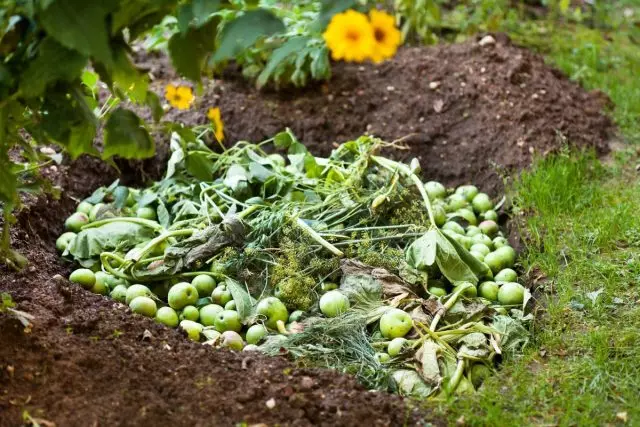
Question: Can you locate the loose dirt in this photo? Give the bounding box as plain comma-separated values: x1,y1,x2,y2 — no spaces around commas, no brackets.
0,33,614,427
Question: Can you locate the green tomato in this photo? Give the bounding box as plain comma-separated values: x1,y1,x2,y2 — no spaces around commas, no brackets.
484,252,504,274
494,306,508,315
433,205,446,227
56,232,76,252
478,281,499,301
387,337,408,357
479,220,499,237
65,212,89,232
483,210,498,222
180,305,199,322
199,304,224,327
110,284,128,303
470,243,491,256
472,193,493,214
129,296,157,317
446,194,468,212
211,284,233,306
495,246,517,267
168,282,199,310
288,310,305,323
69,268,95,289
192,275,216,298
458,235,474,250
495,268,518,283
220,331,244,351
126,190,137,207
455,185,479,202
155,307,179,327
424,181,446,200
428,286,447,297
94,271,111,289
498,282,525,305
89,203,105,222
456,208,477,226
214,310,243,333
136,206,157,220
442,221,465,235
375,352,390,363
471,233,494,248
225,300,236,311
76,201,94,215
452,282,477,298
465,226,482,237
319,291,350,318
493,236,509,249
125,284,152,305
180,320,203,341
246,324,268,345
469,251,485,262
321,282,338,292
379,308,413,339
90,280,109,296
256,297,289,329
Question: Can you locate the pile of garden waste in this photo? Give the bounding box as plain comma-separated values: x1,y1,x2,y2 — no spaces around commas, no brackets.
57,130,531,398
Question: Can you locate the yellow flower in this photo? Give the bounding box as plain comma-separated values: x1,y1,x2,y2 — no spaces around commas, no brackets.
207,107,225,142
323,10,374,63
165,84,194,110
368,10,401,63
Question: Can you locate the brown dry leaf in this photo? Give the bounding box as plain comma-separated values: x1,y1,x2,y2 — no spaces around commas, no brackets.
415,340,442,386
371,267,417,299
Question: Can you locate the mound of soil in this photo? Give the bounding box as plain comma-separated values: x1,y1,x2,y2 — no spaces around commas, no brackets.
0,160,431,427
141,33,613,195
0,34,615,427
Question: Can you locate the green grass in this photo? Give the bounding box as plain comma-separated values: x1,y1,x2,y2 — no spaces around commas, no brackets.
438,152,640,425
419,3,640,425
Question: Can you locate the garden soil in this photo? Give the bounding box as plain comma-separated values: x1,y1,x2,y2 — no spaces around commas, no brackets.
0,34,614,427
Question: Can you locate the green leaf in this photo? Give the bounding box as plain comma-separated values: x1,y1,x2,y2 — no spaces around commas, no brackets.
19,37,88,98
256,36,310,89
157,202,171,228
225,278,256,323
177,0,220,32
103,108,154,159
313,0,357,31
39,0,113,65
111,45,149,103
212,10,284,63
185,152,214,180
248,162,273,182
145,91,163,122
559,0,571,13
406,229,437,271
434,229,479,284
66,122,98,159
65,221,157,262
113,186,129,209
0,151,17,204
168,19,217,81
440,231,491,279
273,129,297,149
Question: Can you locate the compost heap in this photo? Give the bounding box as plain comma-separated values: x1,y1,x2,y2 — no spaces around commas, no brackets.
56,130,531,399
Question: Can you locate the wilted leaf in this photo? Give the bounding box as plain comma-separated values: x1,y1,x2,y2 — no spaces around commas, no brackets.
415,340,442,386
226,278,256,322
405,230,437,271
65,221,157,262
103,108,154,160
391,369,433,398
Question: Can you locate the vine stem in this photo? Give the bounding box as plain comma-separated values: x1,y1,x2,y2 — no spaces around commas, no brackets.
429,282,474,331
294,217,344,257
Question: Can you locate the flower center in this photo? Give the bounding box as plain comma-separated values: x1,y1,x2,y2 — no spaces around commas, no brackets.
374,27,386,42
346,30,360,42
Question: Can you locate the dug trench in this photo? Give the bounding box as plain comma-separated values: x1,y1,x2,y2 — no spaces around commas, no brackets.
0,34,615,426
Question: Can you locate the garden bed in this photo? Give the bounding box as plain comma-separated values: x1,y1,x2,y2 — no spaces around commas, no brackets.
0,34,615,427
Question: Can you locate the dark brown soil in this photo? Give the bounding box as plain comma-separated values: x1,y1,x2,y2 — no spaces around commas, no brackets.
0,34,615,427
139,33,613,195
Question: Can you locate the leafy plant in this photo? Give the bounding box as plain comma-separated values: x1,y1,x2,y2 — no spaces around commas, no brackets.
0,0,293,268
